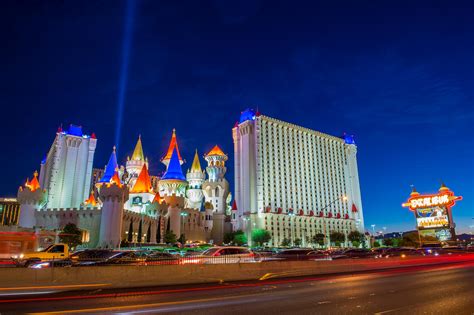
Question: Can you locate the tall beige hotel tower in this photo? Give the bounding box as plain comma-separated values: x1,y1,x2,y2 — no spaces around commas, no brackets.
232,109,364,247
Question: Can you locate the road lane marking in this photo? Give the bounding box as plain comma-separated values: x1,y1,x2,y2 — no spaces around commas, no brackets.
0,284,109,291
28,293,264,315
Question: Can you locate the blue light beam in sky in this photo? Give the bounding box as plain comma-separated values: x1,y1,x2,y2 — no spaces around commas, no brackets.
115,0,136,154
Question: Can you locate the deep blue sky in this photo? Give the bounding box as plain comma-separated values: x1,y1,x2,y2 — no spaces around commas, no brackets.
1,1,473,233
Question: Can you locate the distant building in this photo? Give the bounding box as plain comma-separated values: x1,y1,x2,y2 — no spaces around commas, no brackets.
233,109,365,246
0,198,20,226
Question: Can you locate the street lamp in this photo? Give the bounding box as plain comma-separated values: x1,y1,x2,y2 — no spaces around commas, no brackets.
288,212,296,246
180,211,188,238
319,195,348,248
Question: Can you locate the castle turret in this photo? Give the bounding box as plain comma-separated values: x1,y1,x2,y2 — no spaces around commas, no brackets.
186,150,205,210
158,147,188,237
126,135,148,187
97,148,129,248
17,171,47,228
39,124,97,209
202,145,230,244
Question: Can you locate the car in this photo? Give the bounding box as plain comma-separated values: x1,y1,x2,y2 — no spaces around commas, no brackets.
69,249,114,263
28,259,73,269
143,252,180,265
75,251,143,266
382,247,424,258
163,248,181,256
182,246,258,264
333,248,376,259
274,249,330,261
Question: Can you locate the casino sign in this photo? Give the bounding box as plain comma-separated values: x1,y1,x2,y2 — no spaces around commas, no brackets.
402,183,462,242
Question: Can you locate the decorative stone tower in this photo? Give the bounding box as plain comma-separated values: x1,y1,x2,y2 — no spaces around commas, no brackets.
39,124,97,209
97,169,129,248
158,147,188,238
17,171,47,228
126,135,148,188
186,150,205,210
202,145,230,244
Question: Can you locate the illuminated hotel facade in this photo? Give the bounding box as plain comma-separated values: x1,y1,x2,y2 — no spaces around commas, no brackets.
233,109,365,246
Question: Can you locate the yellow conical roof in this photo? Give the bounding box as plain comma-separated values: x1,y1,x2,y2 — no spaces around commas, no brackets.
131,135,145,161
190,149,202,172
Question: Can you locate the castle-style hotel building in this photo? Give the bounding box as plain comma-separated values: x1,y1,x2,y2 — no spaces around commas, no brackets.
233,109,364,246
11,109,365,248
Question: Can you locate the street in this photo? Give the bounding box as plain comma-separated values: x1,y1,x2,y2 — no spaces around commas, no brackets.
0,260,473,314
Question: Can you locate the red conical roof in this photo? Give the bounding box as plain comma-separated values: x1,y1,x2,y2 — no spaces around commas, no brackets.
26,171,41,192
109,169,123,188
84,191,97,206
231,200,237,211
162,129,183,163
206,145,226,157
130,164,153,193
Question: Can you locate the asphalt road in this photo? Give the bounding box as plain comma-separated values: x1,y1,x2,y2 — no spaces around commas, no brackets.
1,261,473,315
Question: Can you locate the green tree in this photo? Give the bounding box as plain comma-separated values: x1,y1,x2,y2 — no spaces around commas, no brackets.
399,231,420,247
177,233,186,244
59,223,82,250
294,238,302,247
330,231,346,247
312,233,326,247
224,232,235,244
163,231,177,244
281,238,291,247
384,238,394,247
348,231,364,248
251,229,271,246
373,241,381,248
233,231,247,246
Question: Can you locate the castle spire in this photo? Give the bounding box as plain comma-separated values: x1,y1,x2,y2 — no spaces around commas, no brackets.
162,129,183,166
131,135,145,161
25,171,41,192
162,147,186,181
84,190,97,206
99,147,118,183
190,149,202,172
130,164,153,193
205,145,226,157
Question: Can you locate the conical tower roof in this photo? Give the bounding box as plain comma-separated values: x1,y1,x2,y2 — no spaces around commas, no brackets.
130,164,153,193
231,200,238,211
26,171,41,192
205,145,226,157
190,149,202,172
162,129,183,165
84,191,97,206
131,135,145,161
162,147,186,181
100,147,118,183
110,169,123,187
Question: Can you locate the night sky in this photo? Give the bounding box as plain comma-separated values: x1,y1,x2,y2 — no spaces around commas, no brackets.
1,1,473,233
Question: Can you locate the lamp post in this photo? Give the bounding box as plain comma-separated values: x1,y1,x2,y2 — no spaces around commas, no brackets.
180,211,188,241
243,216,250,246
319,195,348,248
288,212,296,246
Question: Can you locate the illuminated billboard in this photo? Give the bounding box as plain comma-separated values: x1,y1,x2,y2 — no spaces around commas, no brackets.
402,184,461,242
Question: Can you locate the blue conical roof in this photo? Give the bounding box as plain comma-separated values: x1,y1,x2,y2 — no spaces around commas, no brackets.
162,147,186,181
99,147,118,183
